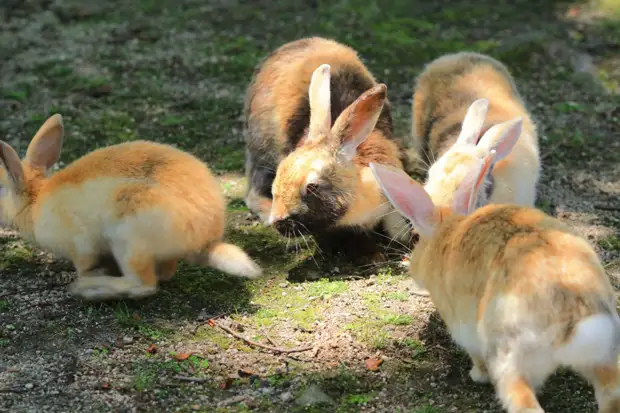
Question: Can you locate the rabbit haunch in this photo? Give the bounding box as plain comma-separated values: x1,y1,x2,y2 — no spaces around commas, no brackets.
0,114,262,301
410,51,540,210
243,37,410,257
371,158,620,413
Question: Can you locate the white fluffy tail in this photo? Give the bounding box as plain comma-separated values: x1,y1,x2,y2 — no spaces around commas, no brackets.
200,242,263,278
555,313,620,367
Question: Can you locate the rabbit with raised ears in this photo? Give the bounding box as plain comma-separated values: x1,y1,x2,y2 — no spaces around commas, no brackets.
244,37,411,261
370,157,620,413
0,115,262,301
410,51,540,211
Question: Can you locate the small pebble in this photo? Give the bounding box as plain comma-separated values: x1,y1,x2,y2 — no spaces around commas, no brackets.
122,336,133,345
25,383,34,390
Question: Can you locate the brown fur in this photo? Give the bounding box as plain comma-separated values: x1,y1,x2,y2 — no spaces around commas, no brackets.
412,51,535,161
371,161,620,413
410,52,541,210
0,115,262,301
244,37,410,256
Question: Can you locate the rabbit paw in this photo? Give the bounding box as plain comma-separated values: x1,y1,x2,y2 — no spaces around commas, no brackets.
126,284,158,299
69,276,157,300
69,277,125,301
469,365,490,383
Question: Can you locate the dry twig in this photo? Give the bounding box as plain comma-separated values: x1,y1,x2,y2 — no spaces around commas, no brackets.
196,319,313,355
192,312,228,335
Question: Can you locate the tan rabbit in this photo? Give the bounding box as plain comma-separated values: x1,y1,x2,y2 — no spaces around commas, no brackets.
0,114,262,301
244,37,411,261
370,156,620,413
410,52,540,210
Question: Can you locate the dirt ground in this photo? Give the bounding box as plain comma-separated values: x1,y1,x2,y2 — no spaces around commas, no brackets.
1,0,619,412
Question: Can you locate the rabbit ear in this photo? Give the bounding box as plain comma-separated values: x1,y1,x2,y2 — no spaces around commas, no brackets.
307,64,332,143
332,84,387,160
455,99,489,146
453,150,497,215
25,114,64,172
369,162,438,239
476,117,523,162
0,141,25,189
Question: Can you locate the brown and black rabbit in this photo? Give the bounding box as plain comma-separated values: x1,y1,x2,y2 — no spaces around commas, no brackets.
243,37,411,262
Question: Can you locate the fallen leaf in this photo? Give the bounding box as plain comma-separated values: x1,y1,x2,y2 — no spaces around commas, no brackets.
219,377,234,390
365,356,383,371
101,383,111,390
146,344,158,354
132,312,142,321
207,319,216,327
238,368,255,378
173,352,192,361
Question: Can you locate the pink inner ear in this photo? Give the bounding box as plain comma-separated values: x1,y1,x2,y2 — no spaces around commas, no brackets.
370,163,435,232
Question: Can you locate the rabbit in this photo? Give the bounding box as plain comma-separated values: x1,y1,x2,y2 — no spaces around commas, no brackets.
370,155,620,413
0,114,262,301
410,51,540,211
243,37,411,261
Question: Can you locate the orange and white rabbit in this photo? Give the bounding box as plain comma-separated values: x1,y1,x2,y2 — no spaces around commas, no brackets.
411,52,540,210
0,114,262,301
370,156,620,413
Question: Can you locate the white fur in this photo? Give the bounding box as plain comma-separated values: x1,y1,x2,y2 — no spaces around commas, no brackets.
555,313,620,367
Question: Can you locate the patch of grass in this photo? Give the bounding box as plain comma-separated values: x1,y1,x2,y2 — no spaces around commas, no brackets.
599,235,620,251
0,241,36,270
381,314,414,326
2,88,29,102
307,279,348,300
0,300,9,313
132,354,209,391
386,292,409,302
344,321,391,349
553,101,585,113
114,303,172,340
341,392,374,406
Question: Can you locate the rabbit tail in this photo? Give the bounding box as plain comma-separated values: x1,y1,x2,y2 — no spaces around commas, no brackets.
191,241,263,278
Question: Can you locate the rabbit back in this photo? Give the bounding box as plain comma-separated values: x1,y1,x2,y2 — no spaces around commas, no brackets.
33,140,226,260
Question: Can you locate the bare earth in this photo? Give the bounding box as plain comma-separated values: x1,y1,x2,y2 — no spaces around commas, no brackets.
1,1,619,412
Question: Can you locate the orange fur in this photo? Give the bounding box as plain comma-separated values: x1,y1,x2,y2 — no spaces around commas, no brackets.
244,37,409,248
0,115,262,301
410,52,540,210
371,161,620,413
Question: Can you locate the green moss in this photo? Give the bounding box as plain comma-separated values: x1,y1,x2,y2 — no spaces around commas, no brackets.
599,235,620,251
386,292,409,302
0,240,36,271
113,303,172,340
307,279,348,300
381,314,413,326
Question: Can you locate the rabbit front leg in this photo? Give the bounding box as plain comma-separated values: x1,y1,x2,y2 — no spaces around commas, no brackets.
68,252,120,299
